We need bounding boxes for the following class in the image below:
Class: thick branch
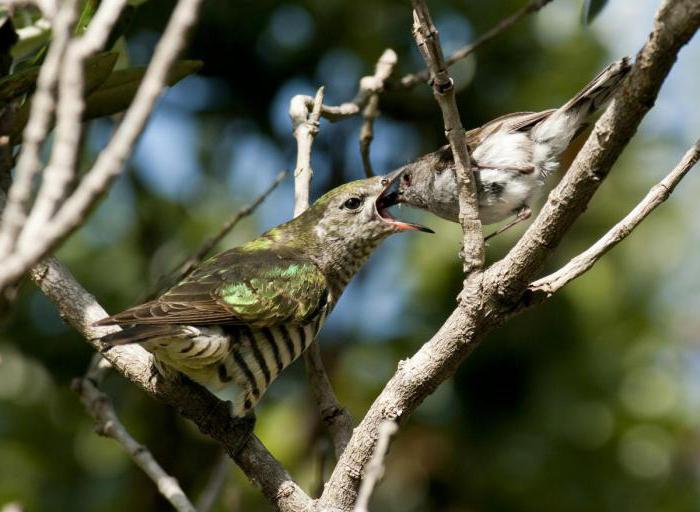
[487,0,700,299]
[528,139,700,298]
[30,258,313,512]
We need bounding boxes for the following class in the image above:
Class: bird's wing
[96,248,329,327]
[465,110,556,147]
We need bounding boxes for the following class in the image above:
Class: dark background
[2,0,700,510]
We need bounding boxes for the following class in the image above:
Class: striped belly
[149,307,329,417]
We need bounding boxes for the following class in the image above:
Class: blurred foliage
[2,0,700,511]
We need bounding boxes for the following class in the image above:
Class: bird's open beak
[375,171,434,233]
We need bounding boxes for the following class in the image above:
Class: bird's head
[394,147,461,222]
[307,173,434,247]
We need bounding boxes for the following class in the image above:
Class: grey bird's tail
[532,57,632,152]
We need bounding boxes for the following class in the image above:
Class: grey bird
[96,175,430,417]
[396,58,631,238]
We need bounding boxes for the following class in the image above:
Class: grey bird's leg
[484,206,532,241]
[472,161,536,174]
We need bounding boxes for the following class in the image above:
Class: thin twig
[0,0,205,292]
[528,138,700,297]
[398,0,554,89]
[73,374,196,512]
[0,0,77,257]
[410,0,484,277]
[303,342,353,457]
[289,48,397,129]
[290,85,355,458]
[18,0,130,244]
[196,451,230,512]
[353,420,398,512]
[292,86,324,215]
[358,49,397,177]
[171,169,287,283]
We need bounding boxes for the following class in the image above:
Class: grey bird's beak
[375,171,434,233]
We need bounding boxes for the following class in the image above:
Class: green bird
[96,175,431,417]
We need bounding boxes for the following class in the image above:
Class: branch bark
[290,86,355,459]
[318,2,700,509]
[528,138,700,299]
[73,372,197,512]
[30,258,314,512]
[487,0,700,300]
[0,0,204,292]
[398,0,555,89]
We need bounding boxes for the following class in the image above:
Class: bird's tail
[100,324,181,346]
[532,57,631,152]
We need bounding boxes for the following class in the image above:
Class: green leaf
[83,59,203,119]
[6,51,118,140]
[75,0,100,36]
[0,51,118,106]
[581,0,609,25]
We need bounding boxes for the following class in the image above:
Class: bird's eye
[343,197,363,210]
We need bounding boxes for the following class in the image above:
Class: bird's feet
[484,206,532,242]
[226,405,256,456]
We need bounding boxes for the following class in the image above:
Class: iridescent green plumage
[97,174,430,415]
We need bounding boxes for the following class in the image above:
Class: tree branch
[318,2,700,509]
[358,49,397,177]
[410,0,484,277]
[352,420,398,512]
[30,258,314,512]
[0,0,205,292]
[290,85,355,458]
[398,0,555,89]
[0,0,77,257]
[487,0,700,301]
[527,138,700,299]
[195,451,230,512]
[18,0,130,244]
[73,368,197,512]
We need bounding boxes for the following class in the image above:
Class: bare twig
[290,85,355,457]
[18,0,130,244]
[171,169,287,283]
[291,86,324,216]
[289,48,397,128]
[303,343,353,457]
[0,0,77,258]
[0,0,205,292]
[353,420,398,512]
[73,375,196,512]
[359,49,397,177]
[528,139,700,297]
[30,258,313,512]
[196,451,230,512]
[399,0,555,89]
[410,0,484,276]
